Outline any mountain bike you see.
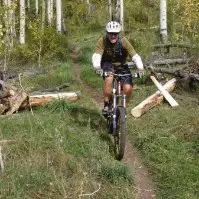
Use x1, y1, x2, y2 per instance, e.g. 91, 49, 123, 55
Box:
103, 65, 142, 160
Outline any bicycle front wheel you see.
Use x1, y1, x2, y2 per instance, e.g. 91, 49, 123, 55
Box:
114, 106, 126, 160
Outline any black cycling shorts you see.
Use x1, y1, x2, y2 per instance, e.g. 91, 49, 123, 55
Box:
101, 61, 133, 85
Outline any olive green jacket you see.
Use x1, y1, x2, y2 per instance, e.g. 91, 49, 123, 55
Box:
94, 36, 137, 64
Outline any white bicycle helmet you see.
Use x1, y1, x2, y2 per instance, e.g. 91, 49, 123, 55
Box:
106, 21, 121, 33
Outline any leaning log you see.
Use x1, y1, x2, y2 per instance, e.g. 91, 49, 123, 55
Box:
150, 76, 179, 107
131, 78, 177, 118
21, 92, 80, 108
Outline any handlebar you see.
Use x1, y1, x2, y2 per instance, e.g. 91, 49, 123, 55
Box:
103, 71, 145, 78
94, 62, 145, 78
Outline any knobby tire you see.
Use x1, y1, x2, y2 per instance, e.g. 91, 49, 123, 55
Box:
114, 106, 126, 160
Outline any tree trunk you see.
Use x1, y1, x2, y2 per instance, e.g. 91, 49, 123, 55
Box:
35, 0, 38, 16
151, 67, 199, 81
41, 0, 46, 29
19, 0, 25, 44
150, 76, 178, 107
147, 58, 191, 66
56, 0, 62, 33
108, 0, 112, 21
20, 92, 80, 108
160, 0, 167, 43
131, 78, 177, 118
47, 0, 53, 26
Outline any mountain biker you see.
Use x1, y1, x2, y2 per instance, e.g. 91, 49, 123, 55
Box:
92, 21, 144, 115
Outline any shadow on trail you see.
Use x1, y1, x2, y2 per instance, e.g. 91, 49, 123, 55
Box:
43, 100, 116, 158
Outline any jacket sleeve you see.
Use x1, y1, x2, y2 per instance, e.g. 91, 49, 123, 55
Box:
92, 37, 104, 69
122, 37, 144, 70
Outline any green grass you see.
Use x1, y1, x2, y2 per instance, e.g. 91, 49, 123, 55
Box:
1, 32, 198, 199
77, 35, 199, 199
0, 63, 136, 198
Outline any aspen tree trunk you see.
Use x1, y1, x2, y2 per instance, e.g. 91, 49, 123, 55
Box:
47, 0, 53, 26
41, 0, 45, 29
3, 0, 15, 73
12, 6, 16, 38
56, 0, 62, 33
19, 0, 25, 44
120, 0, 124, 31
108, 0, 112, 21
62, 10, 67, 33
86, 0, 91, 15
35, 0, 38, 16
26, 0, 30, 11
160, 0, 167, 43
3, 0, 9, 72
115, 0, 119, 21
115, 0, 124, 31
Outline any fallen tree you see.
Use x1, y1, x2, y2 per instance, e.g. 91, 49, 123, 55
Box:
150, 76, 179, 107
150, 67, 199, 81
145, 58, 191, 66
131, 78, 177, 118
0, 80, 80, 115
21, 92, 80, 108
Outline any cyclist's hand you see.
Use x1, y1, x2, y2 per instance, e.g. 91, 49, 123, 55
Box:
104, 71, 113, 77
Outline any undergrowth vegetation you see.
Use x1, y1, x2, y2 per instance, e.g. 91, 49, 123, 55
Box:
0, 1, 199, 198
77, 34, 199, 199
0, 63, 137, 199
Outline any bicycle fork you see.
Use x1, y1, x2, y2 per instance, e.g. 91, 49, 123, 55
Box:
112, 81, 126, 135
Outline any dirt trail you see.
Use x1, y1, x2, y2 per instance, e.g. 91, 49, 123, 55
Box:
71, 54, 156, 199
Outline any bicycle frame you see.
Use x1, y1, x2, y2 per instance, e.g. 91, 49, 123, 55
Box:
103, 67, 143, 160
111, 74, 128, 133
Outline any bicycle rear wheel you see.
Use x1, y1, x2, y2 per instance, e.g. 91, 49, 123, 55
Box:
114, 106, 126, 160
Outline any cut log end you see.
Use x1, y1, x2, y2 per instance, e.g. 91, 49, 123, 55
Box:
131, 78, 177, 118
131, 108, 142, 118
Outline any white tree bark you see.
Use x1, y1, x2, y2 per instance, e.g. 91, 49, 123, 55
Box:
56, 0, 62, 33
115, 0, 124, 31
41, 0, 46, 29
26, 0, 30, 10
160, 0, 167, 43
86, 0, 91, 15
47, 0, 53, 26
19, 0, 25, 44
108, 0, 112, 21
4, 0, 14, 46
120, 0, 124, 31
131, 78, 177, 118
35, 0, 38, 16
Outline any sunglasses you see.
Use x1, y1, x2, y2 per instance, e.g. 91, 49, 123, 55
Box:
108, 33, 119, 36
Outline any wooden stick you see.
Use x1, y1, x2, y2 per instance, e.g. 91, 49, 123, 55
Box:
131, 78, 177, 118
150, 76, 179, 107
0, 146, 4, 172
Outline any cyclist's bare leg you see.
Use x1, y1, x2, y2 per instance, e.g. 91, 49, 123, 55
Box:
103, 75, 113, 103
123, 84, 133, 103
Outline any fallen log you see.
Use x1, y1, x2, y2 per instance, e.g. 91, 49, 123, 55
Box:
6, 92, 28, 115
146, 58, 191, 66
21, 92, 81, 108
0, 90, 15, 99
150, 67, 199, 81
131, 78, 177, 118
152, 43, 194, 49
150, 76, 179, 107
0, 91, 80, 115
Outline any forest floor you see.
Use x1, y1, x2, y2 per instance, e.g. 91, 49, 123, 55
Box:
71, 53, 156, 199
